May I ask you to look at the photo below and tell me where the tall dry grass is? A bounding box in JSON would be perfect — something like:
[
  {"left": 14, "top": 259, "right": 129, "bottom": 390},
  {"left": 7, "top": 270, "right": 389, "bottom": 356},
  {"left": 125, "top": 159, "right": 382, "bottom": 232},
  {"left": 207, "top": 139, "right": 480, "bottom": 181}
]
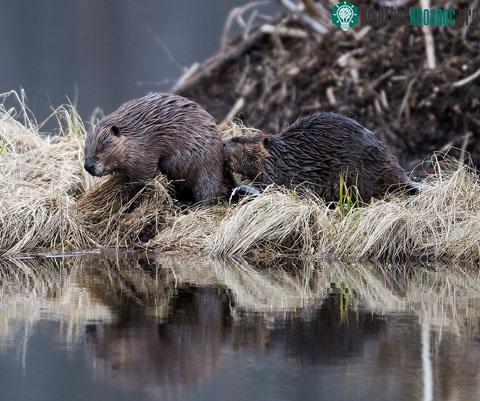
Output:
[
  {"left": 0, "top": 91, "right": 86, "bottom": 254},
  {"left": 0, "top": 91, "right": 176, "bottom": 255},
  {"left": 209, "top": 162, "right": 480, "bottom": 262},
  {"left": 1, "top": 91, "right": 479, "bottom": 262},
  {"left": 209, "top": 188, "right": 331, "bottom": 257}
]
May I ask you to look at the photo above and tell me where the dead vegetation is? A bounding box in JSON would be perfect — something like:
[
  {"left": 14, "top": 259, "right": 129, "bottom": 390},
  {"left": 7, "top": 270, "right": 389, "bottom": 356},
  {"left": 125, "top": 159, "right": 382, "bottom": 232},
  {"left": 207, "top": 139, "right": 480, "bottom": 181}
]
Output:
[
  {"left": 2, "top": 2, "right": 479, "bottom": 262},
  {"left": 206, "top": 161, "right": 480, "bottom": 262},
  {"left": 175, "top": 0, "right": 480, "bottom": 173},
  {"left": 0, "top": 91, "right": 177, "bottom": 255},
  {"left": 0, "top": 90, "right": 480, "bottom": 262}
]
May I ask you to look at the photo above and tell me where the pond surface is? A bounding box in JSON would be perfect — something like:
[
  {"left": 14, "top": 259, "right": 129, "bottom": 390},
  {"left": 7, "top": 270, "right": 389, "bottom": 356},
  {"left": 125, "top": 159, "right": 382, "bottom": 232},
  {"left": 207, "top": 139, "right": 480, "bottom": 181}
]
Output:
[
  {"left": 0, "top": 0, "right": 278, "bottom": 121},
  {"left": 1, "top": 254, "right": 480, "bottom": 401}
]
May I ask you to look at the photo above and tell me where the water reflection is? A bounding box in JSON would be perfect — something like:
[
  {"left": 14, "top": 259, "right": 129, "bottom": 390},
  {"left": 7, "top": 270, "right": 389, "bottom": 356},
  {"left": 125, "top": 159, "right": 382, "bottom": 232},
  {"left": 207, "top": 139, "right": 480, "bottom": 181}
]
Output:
[{"left": 1, "top": 254, "right": 480, "bottom": 401}]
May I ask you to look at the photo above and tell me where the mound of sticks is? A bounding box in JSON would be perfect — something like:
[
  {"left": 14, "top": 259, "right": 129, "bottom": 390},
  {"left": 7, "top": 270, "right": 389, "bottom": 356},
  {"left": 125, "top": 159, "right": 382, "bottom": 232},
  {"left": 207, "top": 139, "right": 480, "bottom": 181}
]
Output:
[{"left": 175, "top": 0, "right": 480, "bottom": 173}]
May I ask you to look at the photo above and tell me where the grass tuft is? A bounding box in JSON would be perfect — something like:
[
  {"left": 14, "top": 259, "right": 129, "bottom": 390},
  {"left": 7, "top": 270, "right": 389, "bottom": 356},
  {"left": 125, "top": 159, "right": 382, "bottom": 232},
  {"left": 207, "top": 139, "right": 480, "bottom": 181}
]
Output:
[{"left": 1, "top": 91, "right": 480, "bottom": 263}]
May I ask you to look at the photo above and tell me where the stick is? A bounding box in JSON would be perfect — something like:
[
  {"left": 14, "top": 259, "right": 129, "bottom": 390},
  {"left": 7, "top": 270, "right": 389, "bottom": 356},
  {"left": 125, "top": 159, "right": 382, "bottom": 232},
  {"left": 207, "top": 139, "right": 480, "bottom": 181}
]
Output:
[
  {"left": 452, "top": 67, "right": 480, "bottom": 88},
  {"left": 301, "top": 0, "right": 321, "bottom": 18},
  {"left": 220, "top": 97, "right": 245, "bottom": 126},
  {"left": 259, "top": 24, "right": 308, "bottom": 38},
  {"left": 220, "top": 1, "right": 270, "bottom": 52},
  {"left": 276, "top": 0, "right": 328, "bottom": 35},
  {"left": 420, "top": 0, "right": 436, "bottom": 70},
  {"left": 459, "top": 132, "right": 472, "bottom": 163},
  {"left": 371, "top": 69, "right": 394, "bottom": 89},
  {"left": 171, "top": 63, "right": 199, "bottom": 92},
  {"left": 398, "top": 77, "right": 417, "bottom": 118},
  {"left": 173, "top": 30, "right": 265, "bottom": 93}
]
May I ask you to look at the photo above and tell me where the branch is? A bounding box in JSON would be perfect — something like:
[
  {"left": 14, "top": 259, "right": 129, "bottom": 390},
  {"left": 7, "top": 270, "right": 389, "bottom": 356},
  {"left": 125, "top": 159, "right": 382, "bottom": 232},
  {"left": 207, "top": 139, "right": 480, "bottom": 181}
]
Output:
[
  {"left": 220, "top": 1, "right": 270, "bottom": 52},
  {"left": 420, "top": 0, "right": 436, "bottom": 70},
  {"left": 301, "top": 0, "right": 321, "bottom": 18},
  {"left": 452, "top": 67, "right": 480, "bottom": 88},
  {"left": 276, "top": 0, "right": 328, "bottom": 35}
]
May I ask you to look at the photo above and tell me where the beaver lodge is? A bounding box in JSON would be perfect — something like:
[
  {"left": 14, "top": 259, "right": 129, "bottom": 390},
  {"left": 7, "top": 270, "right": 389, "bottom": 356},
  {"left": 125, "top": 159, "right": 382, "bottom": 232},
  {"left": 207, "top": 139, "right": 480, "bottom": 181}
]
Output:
[{"left": 0, "top": 2, "right": 480, "bottom": 263}]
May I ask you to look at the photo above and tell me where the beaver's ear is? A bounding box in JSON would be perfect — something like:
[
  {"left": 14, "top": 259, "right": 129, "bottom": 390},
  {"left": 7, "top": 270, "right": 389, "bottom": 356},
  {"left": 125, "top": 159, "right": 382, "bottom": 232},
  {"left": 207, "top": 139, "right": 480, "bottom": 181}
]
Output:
[{"left": 110, "top": 125, "right": 120, "bottom": 136}]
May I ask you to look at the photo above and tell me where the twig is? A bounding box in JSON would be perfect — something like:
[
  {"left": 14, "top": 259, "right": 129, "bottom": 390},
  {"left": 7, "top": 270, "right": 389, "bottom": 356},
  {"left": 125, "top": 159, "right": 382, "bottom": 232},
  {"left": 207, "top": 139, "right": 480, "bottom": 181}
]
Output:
[
  {"left": 326, "top": 87, "right": 336, "bottom": 105},
  {"left": 437, "top": 140, "right": 454, "bottom": 154},
  {"left": 371, "top": 69, "right": 394, "bottom": 90},
  {"left": 173, "top": 30, "right": 265, "bottom": 93},
  {"left": 171, "top": 63, "right": 199, "bottom": 92},
  {"left": 452, "top": 67, "right": 480, "bottom": 88},
  {"left": 459, "top": 132, "right": 472, "bottom": 163},
  {"left": 235, "top": 55, "right": 251, "bottom": 92},
  {"left": 276, "top": 0, "right": 328, "bottom": 35},
  {"left": 260, "top": 24, "right": 308, "bottom": 38},
  {"left": 221, "top": 98, "right": 246, "bottom": 126},
  {"left": 466, "top": 113, "right": 480, "bottom": 128},
  {"left": 437, "top": 134, "right": 472, "bottom": 164},
  {"left": 398, "top": 77, "right": 417, "bottom": 119},
  {"left": 421, "top": 0, "right": 436, "bottom": 70},
  {"left": 243, "top": 9, "right": 259, "bottom": 40},
  {"left": 300, "top": 0, "right": 321, "bottom": 18},
  {"left": 220, "top": 1, "right": 270, "bottom": 52},
  {"left": 379, "top": 90, "right": 389, "bottom": 109},
  {"left": 147, "top": 26, "right": 185, "bottom": 72}
]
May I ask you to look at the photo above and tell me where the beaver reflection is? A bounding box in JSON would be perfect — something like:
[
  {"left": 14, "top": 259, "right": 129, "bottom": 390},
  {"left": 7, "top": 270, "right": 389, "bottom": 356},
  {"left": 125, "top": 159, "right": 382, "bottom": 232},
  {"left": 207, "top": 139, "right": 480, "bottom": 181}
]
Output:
[
  {"left": 86, "top": 286, "right": 231, "bottom": 395},
  {"left": 86, "top": 282, "right": 386, "bottom": 394},
  {"left": 83, "top": 256, "right": 387, "bottom": 397}
]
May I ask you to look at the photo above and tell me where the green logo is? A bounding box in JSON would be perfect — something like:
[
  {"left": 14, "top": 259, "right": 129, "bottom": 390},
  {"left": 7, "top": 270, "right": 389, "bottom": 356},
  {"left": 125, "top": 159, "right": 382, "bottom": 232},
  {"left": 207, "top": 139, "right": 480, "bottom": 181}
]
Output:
[{"left": 331, "top": 1, "right": 359, "bottom": 30}]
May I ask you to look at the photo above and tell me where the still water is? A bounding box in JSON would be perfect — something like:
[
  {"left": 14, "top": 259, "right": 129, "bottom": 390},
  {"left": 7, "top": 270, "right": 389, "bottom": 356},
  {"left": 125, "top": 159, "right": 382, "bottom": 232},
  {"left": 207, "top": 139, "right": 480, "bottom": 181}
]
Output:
[
  {"left": 0, "top": 0, "right": 277, "bottom": 120},
  {"left": 1, "top": 253, "right": 480, "bottom": 401}
]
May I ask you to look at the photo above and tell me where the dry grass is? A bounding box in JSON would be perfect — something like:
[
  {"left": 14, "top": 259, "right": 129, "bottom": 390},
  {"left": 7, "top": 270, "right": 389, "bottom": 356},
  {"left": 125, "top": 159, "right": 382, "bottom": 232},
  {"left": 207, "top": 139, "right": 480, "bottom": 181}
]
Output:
[
  {"left": 209, "top": 161, "right": 480, "bottom": 262},
  {"left": 209, "top": 187, "right": 331, "bottom": 257},
  {"left": 0, "top": 91, "right": 86, "bottom": 254},
  {"left": 72, "top": 175, "right": 174, "bottom": 248},
  {"left": 1, "top": 91, "right": 480, "bottom": 263},
  {"left": 0, "top": 91, "right": 176, "bottom": 255}
]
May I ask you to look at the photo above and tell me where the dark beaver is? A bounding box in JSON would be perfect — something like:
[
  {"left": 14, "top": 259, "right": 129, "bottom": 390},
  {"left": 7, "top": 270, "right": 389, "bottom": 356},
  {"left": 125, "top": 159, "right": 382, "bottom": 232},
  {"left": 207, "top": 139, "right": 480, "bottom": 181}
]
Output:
[
  {"left": 223, "top": 112, "right": 417, "bottom": 202},
  {"left": 84, "top": 92, "right": 233, "bottom": 203}
]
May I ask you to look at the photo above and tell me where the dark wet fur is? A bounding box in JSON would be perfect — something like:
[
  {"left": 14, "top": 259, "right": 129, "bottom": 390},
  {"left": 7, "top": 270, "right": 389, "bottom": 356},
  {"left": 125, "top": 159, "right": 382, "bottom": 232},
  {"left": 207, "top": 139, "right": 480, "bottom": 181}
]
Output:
[
  {"left": 85, "top": 93, "right": 233, "bottom": 204},
  {"left": 224, "top": 112, "right": 416, "bottom": 203}
]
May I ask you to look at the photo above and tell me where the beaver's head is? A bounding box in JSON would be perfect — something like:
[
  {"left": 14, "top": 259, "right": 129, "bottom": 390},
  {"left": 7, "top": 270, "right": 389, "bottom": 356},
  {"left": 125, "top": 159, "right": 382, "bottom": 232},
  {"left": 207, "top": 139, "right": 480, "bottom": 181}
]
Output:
[
  {"left": 84, "top": 122, "right": 128, "bottom": 177},
  {"left": 223, "top": 135, "right": 269, "bottom": 180}
]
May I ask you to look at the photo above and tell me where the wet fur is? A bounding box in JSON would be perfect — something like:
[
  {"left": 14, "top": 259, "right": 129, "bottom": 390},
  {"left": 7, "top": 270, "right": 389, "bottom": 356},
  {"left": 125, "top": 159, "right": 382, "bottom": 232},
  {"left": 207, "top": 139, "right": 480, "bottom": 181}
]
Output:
[
  {"left": 224, "top": 112, "right": 414, "bottom": 202},
  {"left": 85, "top": 93, "right": 233, "bottom": 203}
]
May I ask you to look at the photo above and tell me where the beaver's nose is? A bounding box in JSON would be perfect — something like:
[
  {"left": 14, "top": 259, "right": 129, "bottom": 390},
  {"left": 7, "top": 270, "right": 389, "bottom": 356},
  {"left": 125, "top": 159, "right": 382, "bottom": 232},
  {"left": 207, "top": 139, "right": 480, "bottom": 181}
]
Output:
[{"left": 84, "top": 159, "right": 96, "bottom": 176}]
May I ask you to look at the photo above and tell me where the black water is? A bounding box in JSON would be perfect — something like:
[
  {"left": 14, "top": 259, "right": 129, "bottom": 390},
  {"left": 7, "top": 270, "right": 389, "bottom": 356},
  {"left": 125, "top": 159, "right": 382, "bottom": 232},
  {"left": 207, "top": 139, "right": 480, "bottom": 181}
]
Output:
[
  {"left": 1, "top": 256, "right": 480, "bottom": 401},
  {"left": 0, "top": 0, "right": 277, "bottom": 121}
]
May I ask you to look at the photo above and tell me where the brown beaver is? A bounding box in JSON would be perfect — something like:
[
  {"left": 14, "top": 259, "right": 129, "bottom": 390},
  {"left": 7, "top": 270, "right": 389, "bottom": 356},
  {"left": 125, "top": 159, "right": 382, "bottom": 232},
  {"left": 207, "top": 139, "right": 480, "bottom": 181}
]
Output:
[
  {"left": 84, "top": 93, "right": 233, "bottom": 203},
  {"left": 223, "top": 112, "right": 418, "bottom": 202}
]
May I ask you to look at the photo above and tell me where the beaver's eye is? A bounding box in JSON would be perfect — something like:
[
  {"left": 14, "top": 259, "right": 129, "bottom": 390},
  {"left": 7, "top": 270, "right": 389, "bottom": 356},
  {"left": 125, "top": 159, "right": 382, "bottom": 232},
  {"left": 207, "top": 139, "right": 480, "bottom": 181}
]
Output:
[{"left": 111, "top": 125, "right": 120, "bottom": 136}]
